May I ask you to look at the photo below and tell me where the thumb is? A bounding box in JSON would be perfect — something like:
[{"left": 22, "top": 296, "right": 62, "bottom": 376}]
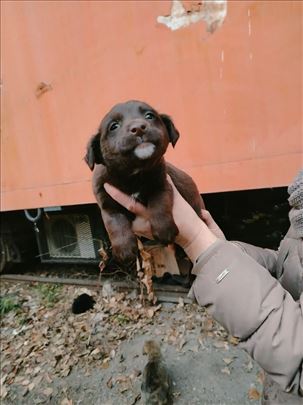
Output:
[{"left": 201, "top": 209, "right": 214, "bottom": 227}]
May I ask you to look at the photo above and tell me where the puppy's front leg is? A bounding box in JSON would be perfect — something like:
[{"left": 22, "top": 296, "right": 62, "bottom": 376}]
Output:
[
  {"left": 148, "top": 183, "right": 179, "bottom": 245},
  {"left": 101, "top": 209, "right": 138, "bottom": 265}
]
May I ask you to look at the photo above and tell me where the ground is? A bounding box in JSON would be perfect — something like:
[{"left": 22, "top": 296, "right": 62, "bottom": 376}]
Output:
[{"left": 0, "top": 280, "right": 264, "bottom": 404}]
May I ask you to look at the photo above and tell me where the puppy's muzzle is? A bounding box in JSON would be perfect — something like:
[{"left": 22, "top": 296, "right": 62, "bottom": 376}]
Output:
[{"left": 129, "top": 119, "right": 147, "bottom": 137}]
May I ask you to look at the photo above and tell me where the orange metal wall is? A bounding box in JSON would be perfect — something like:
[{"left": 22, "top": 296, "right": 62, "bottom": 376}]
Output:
[{"left": 1, "top": 1, "right": 302, "bottom": 211}]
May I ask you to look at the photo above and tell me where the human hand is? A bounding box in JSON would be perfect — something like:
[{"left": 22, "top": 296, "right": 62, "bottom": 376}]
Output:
[
  {"left": 103, "top": 184, "right": 153, "bottom": 240},
  {"left": 166, "top": 177, "right": 218, "bottom": 260},
  {"left": 201, "top": 209, "right": 226, "bottom": 240},
  {"left": 104, "top": 178, "right": 218, "bottom": 262}
]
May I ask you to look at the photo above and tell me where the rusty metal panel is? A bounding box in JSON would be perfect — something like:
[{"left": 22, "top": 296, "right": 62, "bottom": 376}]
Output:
[{"left": 1, "top": 1, "right": 302, "bottom": 211}]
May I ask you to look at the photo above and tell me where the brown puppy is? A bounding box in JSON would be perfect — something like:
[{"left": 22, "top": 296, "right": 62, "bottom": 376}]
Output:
[{"left": 85, "top": 100, "right": 204, "bottom": 265}]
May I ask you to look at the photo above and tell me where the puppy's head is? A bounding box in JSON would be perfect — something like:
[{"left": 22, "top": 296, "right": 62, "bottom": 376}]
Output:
[
  {"left": 85, "top": 100, "right": 180, "bottom": 172},
  {"left": 143, "top": 340, "right": 161, "bottom": 359}
]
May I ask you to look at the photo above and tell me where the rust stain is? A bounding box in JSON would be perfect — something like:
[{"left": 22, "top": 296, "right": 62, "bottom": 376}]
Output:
[{"left": 35, "top": 82, "right": 52, "bottom": 98}]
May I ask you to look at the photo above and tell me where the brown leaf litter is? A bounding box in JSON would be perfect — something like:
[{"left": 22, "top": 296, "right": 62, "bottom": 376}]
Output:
[
  {"left": 0, "top": 279, "right": 247, "bottom": 404},
  {"left": 0, "top": 280, "right": 162, "bottom": 402}
]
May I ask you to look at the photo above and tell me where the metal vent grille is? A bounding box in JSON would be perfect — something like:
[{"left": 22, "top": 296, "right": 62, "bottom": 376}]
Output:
[{"left": 44, "top": 214, "right": 96, "bottom": 259}]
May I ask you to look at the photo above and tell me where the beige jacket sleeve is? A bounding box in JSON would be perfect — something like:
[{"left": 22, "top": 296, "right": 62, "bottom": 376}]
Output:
[
  {"left": 230, "top": 241, "right": 279, "bottom": 277},
  {"left": 189, "top": 240, "right": 303, "bottom": 396}
]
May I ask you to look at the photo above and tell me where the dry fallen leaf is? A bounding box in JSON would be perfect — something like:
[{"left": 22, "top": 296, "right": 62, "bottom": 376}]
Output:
[
  {"left": 90, "top": 348, "right": 102, "bottom": 359},
  {"left": 137, "top": 240, "right": 155, "bottom": 303},
  {"left": 107, "top": 377, "right": 113, "bottom": 389},
  {"left": 178, "top": 337, "right": 186, "bottom": 351},
  {"left": 43, "top": 387, "right": 53, "bottom": 397},
  {"left": 101, "top": 360, "right": 110, "bottom": 369},
  {"left": 44, "top": 373, "right": 53, "bottom": 384},
  {"left": 61, "top": 366, "right": 71, "bottom": 377},
  {"left": 221, "top": 367, "right": 231, "bottom": 375},
  {"left": 256, "top": 370, "right": 265, "bottom": 385},
  {"left": 0, "top": 385, "right": 8, "bottom": 399},
  {"left": 28, "top": 382, "right": 35, "bottom": 391},
  {"left": 203, "top": 318, "right": 214, "bottom": 331},
  {"left": 115, "top": 375, "right": 129, "bottom": 384},
  {"left": 61, "top": 399, "right": 73, "bottom": 405},
  {"left": 213, "top": 341, "right": 229, "bottom": 350},
  {"left": 248, "top": 385, "right": 261, "bottom": 400},
  {"left": 223, "top": 357, "right": 234, "bottom": 365},
  {"left": 146, "top": 308, "right": 155, "bottom": 318},
  {"left": 130, "top": 369, "right": 141, "bottom": 380},
  {"left": 198, "top": 336, "right": 205, "bottom": 348},
  {"left": 245, "top": 360, "right": 254, "bottom": 372},
  {"left": 229, "top": 336, "right": 240, "bottom": 345},
  {"left": 178, "top": 297, "right": 184, "bottom": 308},
  {"left": 130, "top": 393, "right": 141, "bottom": 405}
]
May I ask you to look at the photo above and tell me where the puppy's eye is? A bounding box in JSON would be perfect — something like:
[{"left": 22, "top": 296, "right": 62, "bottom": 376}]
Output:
[
  {"left": 109, "top": 122, "right": 120, "bottom": 131},
  {"left": 145, "top": 112, "right": 155, "bottom": 120}
]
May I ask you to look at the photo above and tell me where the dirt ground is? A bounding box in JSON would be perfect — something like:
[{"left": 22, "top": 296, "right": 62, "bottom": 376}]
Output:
[{"left": 0, "top": 280, "right": 264, "bottom": 404}]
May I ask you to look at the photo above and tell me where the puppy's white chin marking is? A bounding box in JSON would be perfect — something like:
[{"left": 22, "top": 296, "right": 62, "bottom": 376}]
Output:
[{"left": 134, "top": 143, "right": 156, "bottom": 160}]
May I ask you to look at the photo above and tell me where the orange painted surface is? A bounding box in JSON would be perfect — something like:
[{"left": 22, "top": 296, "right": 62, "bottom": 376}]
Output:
[{"left": 1, "top": 1, "right": 302, "bottom": 211}]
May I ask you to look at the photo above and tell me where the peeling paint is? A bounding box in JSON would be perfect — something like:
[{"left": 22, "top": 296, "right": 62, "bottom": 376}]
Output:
[
  {"left": 248, "top": 20, "right": 252, "bottom": 36},
  {"left": 247, "top": 7, "right": 252, "bottom": 37},
  {"left": 247, "top": 8, "right": 253, "bottom": 62},
  {"left": 157, "top": 0, "right": 227, "bottom": 34}
]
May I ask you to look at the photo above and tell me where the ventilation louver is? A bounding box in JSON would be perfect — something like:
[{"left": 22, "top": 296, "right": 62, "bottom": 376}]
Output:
[{"left": 43, "top": 214, "right": 96, "bottom": 260}]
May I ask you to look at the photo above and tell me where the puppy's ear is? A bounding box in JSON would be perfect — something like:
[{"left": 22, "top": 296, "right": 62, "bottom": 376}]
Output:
[
  {"left": 160, "top": 114, "right": 180, "bottom": 147},
  {"left": 84, "top": 132, "right": 104, "bottom": 170}
]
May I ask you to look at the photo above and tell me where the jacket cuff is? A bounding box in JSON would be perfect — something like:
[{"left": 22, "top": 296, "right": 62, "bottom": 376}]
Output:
[{"left": 191, "top": 239, "right": 225, "bottom": 275}]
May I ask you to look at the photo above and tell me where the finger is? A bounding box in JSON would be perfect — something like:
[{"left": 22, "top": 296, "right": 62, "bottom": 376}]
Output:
[
  {"left": 167, "top": 175, "right": 184, "bottom": 200},
  {"left": 201, "top": 209, "right": 218, "bottom": 227},
  {"left": 200, "top": 209, "right": 208, "bottom": 225},
  {"left": 132, "top": 217, "right": 153, "bottom": 239},
  {"left": 167, "top": 175, "right": 176, "bottom": 190},
  {"left": 201, "top": 209, "right": 211, "bottom": 224},
  {"left": 104, "top": 183, "right": 148, "bottom": 216}
]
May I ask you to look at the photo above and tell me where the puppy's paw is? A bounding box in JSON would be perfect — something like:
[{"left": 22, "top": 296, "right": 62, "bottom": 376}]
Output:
[
  {"left": 112, "top": 243, "right": 138, "bottom": 266},
  {"left": 151, "top": 220, "right": 179, "bottom": 246}
]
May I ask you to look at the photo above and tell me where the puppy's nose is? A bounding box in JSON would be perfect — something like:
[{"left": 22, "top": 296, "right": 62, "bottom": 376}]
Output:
[{"left": 130, "top": 121, "right": 147, "bottom": 136}]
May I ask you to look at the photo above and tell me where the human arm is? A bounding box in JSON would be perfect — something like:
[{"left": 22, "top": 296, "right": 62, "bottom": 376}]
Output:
[
  {"left": 104, "top": 180, "right": 303, "bottom": 396},
  {"left": 190, "top": 240, "right": 303, "bottom": 396},
  {"left": 191, "top": 208, "right": 302, "bottom": 395},
  {"left": 226, "top": 241, "right": 278, "bottom": 276}
]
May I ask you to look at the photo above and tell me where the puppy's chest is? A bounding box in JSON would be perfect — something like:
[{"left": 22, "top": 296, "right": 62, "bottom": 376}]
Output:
[
  {"left": 123, "top": 175, "right": 162, "bottom": 205},
  {"left": 130, "top": 190, "right": 147, "bottom": 205},
  {"left": 105, "top": 168, "right": 166, "bottom": 206},
  {"left": 131, "top": 191, "right": 142, "bottom": 200}
]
